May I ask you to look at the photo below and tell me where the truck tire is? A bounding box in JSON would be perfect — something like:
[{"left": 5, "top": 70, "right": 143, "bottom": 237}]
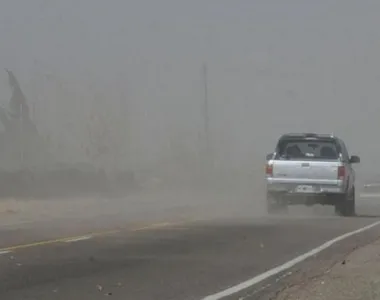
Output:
[
  {"left": 334, "top": 188, "right": 356, "bottom": 217},
  {"left": 266, "top": 193, "right": 288, "bottom": 215}
]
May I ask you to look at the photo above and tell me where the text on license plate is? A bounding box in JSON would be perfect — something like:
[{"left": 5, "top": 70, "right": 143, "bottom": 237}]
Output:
[{"left": 295, "top": 185, "right": 315, "bottom": 193}]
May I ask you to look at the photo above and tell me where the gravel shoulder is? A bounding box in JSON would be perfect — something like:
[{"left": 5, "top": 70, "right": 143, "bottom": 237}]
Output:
[{"left": 276, "top": 237, "right": 380, "bottom": 300}]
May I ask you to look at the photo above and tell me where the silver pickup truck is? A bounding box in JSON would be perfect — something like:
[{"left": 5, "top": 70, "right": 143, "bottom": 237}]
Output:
[{"left": 265, "top": 133, "right": 360, "bottom": 216}]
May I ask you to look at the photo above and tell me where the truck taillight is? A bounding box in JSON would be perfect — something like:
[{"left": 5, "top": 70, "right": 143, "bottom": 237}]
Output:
[
  {"left": 266, "top": 164, "right": 273, "bottom": 176},
  {"left": 337, "top": 166, "right": 345, "bottom": 180}
]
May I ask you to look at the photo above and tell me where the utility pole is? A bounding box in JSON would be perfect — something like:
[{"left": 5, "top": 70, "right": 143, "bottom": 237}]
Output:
[
  {"left": 20, "top": 101, "right": 24, "bottom": 166},
  {"left": 201, "top": 62, "right": 213, "bottom": 176},
  {"left": 202, "top": 63, "right": 209, "bottom": 150}
]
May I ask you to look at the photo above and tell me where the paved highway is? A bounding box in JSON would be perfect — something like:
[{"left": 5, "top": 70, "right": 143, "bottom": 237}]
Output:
[{"left": 1, "top": 194, "right": 380, "bottom": 300}]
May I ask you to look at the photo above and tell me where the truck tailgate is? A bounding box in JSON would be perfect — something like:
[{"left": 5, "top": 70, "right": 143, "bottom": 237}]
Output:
[{"left": 272, "top": 160, "right": 340, "bottom": 184}]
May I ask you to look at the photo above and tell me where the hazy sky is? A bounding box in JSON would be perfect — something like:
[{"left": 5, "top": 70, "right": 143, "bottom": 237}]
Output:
[{"left": 0, "top": 1, "right": 379, "bottom": 170}]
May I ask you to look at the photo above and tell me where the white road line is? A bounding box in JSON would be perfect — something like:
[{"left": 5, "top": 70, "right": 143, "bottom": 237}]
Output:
[
  {"left": 201, "top": 220, "right": 380, "bottom": 300},
  {"left": 364, "top": 183, "right": 380, "bottom": 187},
  {"left": 360, "top": 193, "right": 380, "bottom": 198},
  {"left": 0, "top": 250, "right": 11, "bottom": 255},
  {"left": 64, "top": 235, "right": 92, "bottom": 243}
]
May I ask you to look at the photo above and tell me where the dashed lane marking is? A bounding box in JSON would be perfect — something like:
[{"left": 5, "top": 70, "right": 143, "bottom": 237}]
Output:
[
  {"left": 0, "top": 221, "right": 182, "bottom": 253},
  {"left": 132, "top": 222, "right": 172, "bottom": 231},
  {"left": 64, "top": 235, "right": 93, "bottom": 243}
]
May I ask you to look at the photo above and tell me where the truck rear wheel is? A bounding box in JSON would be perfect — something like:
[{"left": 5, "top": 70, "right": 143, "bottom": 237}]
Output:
[
  {"left": 334, "top": 188, "right": 356, "bottom": 217},
  {"left": 266, "top": 193, "right": 288, "bottom": 215}
]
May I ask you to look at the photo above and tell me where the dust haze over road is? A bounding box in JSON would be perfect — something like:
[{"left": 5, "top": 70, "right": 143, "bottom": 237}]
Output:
[
  {"left": 0, "top": 0, "right": 378, "bottom": 221},
  {"left": 1, "top": 1, "right": 380, "bottom": 299}
]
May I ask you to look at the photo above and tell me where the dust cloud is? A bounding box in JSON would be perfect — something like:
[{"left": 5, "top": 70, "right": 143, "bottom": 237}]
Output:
[{"left": 0, "top": 1, "right": 378, "bottom": 226}]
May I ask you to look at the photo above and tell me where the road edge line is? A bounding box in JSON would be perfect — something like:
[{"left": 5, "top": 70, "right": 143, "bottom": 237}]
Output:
[{"left": 201, "top": 220, "right": 380, "bottom": 300}]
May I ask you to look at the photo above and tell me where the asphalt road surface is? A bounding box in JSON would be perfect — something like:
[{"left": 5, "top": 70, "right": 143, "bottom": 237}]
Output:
[{"left": 1, "top": 194, "right": 380, "bottom": 300}]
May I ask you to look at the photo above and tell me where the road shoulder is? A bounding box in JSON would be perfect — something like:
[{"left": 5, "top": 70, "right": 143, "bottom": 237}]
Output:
[{"left": 275, "top": 237, "right": 380, "bottom": 300}]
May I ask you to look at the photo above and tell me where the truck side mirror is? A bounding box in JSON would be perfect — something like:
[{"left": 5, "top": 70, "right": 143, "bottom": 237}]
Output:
[{"left": 349, "top": 155, "right": 360, "bottom": 164}]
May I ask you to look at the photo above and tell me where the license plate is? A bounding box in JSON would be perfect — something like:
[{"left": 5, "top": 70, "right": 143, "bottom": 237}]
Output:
[{"left": 295, "top": 185, "right": 315, "bottom": 193}]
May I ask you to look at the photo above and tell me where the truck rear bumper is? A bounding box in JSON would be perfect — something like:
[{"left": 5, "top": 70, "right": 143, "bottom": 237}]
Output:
[
  {"left": 267, "top": 191, "right": 344, "bottom": 206},
  {"left": 266, "top": 179, "right": 345, "bottom": 194},
  {"left": 266, "top": 180, "right": 346, "bottom": 206}
]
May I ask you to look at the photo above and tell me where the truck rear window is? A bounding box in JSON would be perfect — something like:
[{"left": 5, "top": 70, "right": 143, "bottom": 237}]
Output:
[{"left": 276, "top": 139, "right": 340, "bottom": 160}]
